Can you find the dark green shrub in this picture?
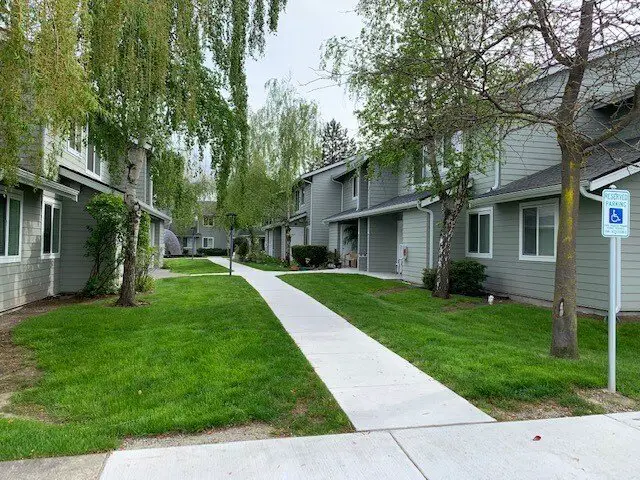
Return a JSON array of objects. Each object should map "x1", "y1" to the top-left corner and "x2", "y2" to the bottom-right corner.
[
  {"x1": 422, "y1": 260, "x2": 487, "y2": 296},
  {"x1": 135, "y1": 212, "x2": 156, "y2": 293},
  {"x1": 291, "y1": 245, "x2": 328, "y2": 267},
  {"x1": 198, "y1": 247, "x2": 227, "y2": 256},
  {"x1": 235, "y1": 237, "x2": 249, "y2": 259}
]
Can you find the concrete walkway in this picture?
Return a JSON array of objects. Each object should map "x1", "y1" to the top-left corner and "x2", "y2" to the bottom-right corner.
[{"x1": 208, "y1": 257, "x2": 493, "y2": 431}]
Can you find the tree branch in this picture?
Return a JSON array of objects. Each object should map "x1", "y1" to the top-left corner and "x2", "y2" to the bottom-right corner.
[{"x1": 585, "y1": 83, "x2": 640, "y2": 148}]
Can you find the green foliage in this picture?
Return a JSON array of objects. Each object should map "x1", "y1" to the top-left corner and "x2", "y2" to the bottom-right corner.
[
  {"x1": 164, "y1": 258, "x2": 228, "y2": 274},
  {"x1": 83, "y1": 193, "x2": 128, "y2": 296},
  {"x1": 423, "y1": 260, "x2": 487, "y2": 295},
  {"x1": 135, "y1": 213, "x2": 156, "y2": 292},
  {"x1": 291, "y1": 245, "x2": 328, "y2": 268},
  {"x1": 342, "y1": 224, "x2": 358, "y2": 250},
  {"x1": 198, "y1": 247, "x2": 228, "y2": 256},
  {"x1": 234, "y1": 237, "x2": 250, "y2": 260}
]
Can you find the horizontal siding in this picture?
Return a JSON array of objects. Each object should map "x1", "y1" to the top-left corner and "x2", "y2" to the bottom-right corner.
[
  {"x1": 617, "y1": 175, "x2": 640, "y2": 310},
  {"x1": 310, "y1": 167, "x2": 344, "y2": 246},
  {"x1": 342, "y1": 172, "x2": 358, "y2": 211},
  {"x1": 402, "y1": 209, "x2": 429, "y2": 284},
  {"x1": 328, "y1": 223, "x2": 339, "y2": 253},
  {"x1": 0, "y1": 185, "x2": 61, "y2": 312},
  {"x1": 368, "y1": 168, "x2": 398, "y2": 207},
  {"x1": 367, "y1": 214, "x2": 398, "y2": 273},
  {"x1": 358, "y1": 218, "x2": 368, "y2": 271}
]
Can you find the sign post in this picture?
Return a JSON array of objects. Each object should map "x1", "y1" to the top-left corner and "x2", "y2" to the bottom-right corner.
[{"x1": 601, "y1": 187, "x2": 630, "y2": 393}]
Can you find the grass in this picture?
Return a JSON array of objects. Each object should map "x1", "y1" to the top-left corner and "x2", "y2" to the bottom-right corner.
[
  {"x1": 0, "y1": 276, "x2": 351, "y2": 461},
  {"x1": 163, "y1": 257, "x2": 228, "y2": 274},
  {"x1": 240, "y1": 261, "x2": 291, "y2": 271},
  {"x1": 281, "y1": 273, "x2": 640, "y2": 417}
]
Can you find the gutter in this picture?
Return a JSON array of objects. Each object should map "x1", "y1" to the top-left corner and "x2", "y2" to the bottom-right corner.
[
  {"x1": 6, "y1": 168, "x2": 80, "y2": 201},
  {"x1": 580, "y1": 185, "x2": 621, "y2": 312},
  {"x1": 416, "y1": 201, "x2": 435, "y2": 269}
]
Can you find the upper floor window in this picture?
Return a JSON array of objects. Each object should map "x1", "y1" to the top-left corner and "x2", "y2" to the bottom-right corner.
[
  {"x1": 351, "y1": 174, "x2": 359, "y2": 199},
  {"x1": 42, "y1": 195, "x2": 62, "y2": 259},
  {"x1": 68, "y1": 124, "x2": 84, "y2": 155},
  {"x1": 295, "y1": 187, "x2": 305, "y2": 211},
  {"x1": 466, "y1": 207, "x2": 493, "y2": 259},
  {"x1": 87, "y1": 146, "x2": 101, "y2": 177},
  {"x1": 202, "y1": 215, "x2": 215, "y2": 227},
  {"x1": 203, "y1": 237, "x2": 214, "y2": 248},
  {"x1": 519, "y1": 200, "x2": 558, "y2": 262},
  {"x1": 0, "y1": 191, "x2": 23, "y2": 263}
]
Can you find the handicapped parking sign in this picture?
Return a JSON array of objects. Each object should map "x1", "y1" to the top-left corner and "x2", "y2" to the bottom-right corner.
[{"x1": 602, "y1": 189, "x2": 630, "y2": 238}]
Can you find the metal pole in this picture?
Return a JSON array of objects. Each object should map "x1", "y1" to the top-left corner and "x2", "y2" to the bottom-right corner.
[
  {"x1": 229, "y1": 227, "x2": 232, "y2": 275},
  {"x1": 608, "y1": 235, "x2": 617, "y2": 392}
]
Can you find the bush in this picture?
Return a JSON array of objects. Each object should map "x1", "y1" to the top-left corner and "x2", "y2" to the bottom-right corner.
[
  {"x1": 234, "y1": 237, "x2": 249, "y2": 260},
  {"x1": 135, "y1": 213, "x2": 155, "y2": 292},
  {"x1": 291, "y1": 245, "x2": 328, "y2": 268},
  {"x1": 422, "y1": 259, "x2": 487, "y2": 296},
  {"x1": 198, "y1": 247, "x2": 227, "y2": 256}
]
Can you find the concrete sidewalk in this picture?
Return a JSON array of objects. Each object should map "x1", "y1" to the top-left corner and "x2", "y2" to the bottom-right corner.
[{"x1": 208, "y1": 257, "x2": 493, "y2": 431}]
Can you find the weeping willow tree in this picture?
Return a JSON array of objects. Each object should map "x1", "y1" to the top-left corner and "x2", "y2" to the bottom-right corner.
[
  {"x1": 0, "y1": 0, "x2": 94, "y2": 185},
  {"x1": 87, "y1": 0, "x2": 287, "y2": 306}
]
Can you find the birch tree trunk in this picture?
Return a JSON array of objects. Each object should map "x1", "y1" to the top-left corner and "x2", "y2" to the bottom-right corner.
[
  {"x1": 551, "y1": 136, "x2": 582, "y2": 358},
  {"x1": 116, "y1": 145, "x2": 145, "y2": 307}
]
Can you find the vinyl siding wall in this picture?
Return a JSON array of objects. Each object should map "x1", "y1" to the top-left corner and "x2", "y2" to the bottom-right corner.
[
  {"x1": 401, "y1": 208, "x2": 430, "y2": 284},
  {"x1": 309, "y1": 167, "x2": 344, "y2": 246},
  {"x1": 465, "y1": 195, "x2": 610, "y2": 311},
  {"x1": 358, "y1": 217, "x2": 368, "y2": 271},
  {"x1": 368, "y1": 169, "x2": 399, "y2": 207},
  {"x1": 342, "y1": 172, "x2": 358, "y2": 211},
  {"x1": 0, "y1": 185, "x2": 61, "y2": 312},
  {"x1": 328, "y1": 223, "x2": 339, "y2": 252},
  {"x1": 617, "y1": 175, "x2": 640, "y2": 310},
  {"x1": 367, "y1": 214, "x2": 398, "y2": 273}
]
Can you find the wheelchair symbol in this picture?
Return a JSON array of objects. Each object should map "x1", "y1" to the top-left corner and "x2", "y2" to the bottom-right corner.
[{"x1": 609, "y1": 208, "x2": 623, "y2": 224}]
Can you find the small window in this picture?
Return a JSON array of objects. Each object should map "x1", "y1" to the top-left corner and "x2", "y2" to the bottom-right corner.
[
  {"x1": 68, "y1": 124, "x2": 84, "y2": 155},
  {"x1": 202, "y1": 215, "x2": 215, "y2": 227},
  {"x1": 87, "y1": 145, "x2": 101, "y2": 176},
  {"x1": 300, "y1": 187, "x2": 305, "y2": 207},
  {"x1": 42, "y1": 196, "x2": 62, "y2": 258},
  {"x1": 182, "y1": 237, "x2": 189, "y2": 248},
  {"x1": 352, "y1": 175, "x2": 359, "y2": 199},
  {"x1": 466, "y1": 207, "x2": 492, "y2": 258},
  {"x1": 451, "y1": 130, "x2": 464, "y2": 153},
  {"x1": 519, "y1": 201, "x2": 558, "y2": 261},
  {"x1": 0, "y1": 192, "x2": 23, "y2": 263},
  {"x1": 203, "y1": 237, "x2": 214, "y2": 248}
]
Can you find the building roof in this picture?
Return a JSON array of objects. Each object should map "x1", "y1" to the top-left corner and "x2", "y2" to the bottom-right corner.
[
  {"x1": 323, "y1": 190, "x2": 432, "y2": 223},
  {"x1": 300, "y1": 160, "x2": 346, "y2": 179},
  {"x1": 474, "y1": 140, "x2": 640, "y2": 204}
]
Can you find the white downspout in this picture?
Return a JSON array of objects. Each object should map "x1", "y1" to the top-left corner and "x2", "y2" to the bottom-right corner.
[
  {"x1": 331, "y1": 176, "x2": 344, "y2": 212},
  {"x1": 304, "y1": 179, "x2": 312, "y2": 244},
  {"x1": 417, "y1": 200, "x2": 435, "y2": 269},
  {"x1": 580, "y1": 185, "x2": 621, "y2": 312},
  {"x1": 490, "y1": 159, "x2": 501, "y2": 191}
]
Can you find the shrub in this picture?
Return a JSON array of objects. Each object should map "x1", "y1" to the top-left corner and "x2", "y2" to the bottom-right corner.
[
  {"x1": 291, "y1": 245, "x2": 328, "y2": 268},
  {"x1": 198, "y1": 247, "x2": 227, "y2": 256},
  {"x1": 422, "y1": 260, "x2": 487, "y2": 296},
  {"x1": 83, "y1": 193, "x2": 128, "y2": 297},
  {"x1": 234, "y1": 237, "x2": 249, "y2": 260},
  {"x1": 135, "y1": 213, "x2": 156, "y2": 292}
]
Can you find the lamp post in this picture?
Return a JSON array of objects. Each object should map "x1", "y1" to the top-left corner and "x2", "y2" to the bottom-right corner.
[{"x1": 227, "y1": 212, "x2": 237, "y2": 276}]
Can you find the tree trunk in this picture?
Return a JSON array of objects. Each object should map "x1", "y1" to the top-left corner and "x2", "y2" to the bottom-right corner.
[
  {"x1": 433, "y1": 203, "x2": 455, "y2": 298},
  {"x1": 116, "y1": 145, "x2": 145, "y2": 307},
  {"x1": 551, "y1": 136, "x2": 582, "y2": 358},
  {"x1": 284, "y1": 222, "x2": 291, "y2": 265}
]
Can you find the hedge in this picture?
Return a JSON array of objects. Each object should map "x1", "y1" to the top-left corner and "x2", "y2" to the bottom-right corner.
[
  {"x1": 291, "y1": 245, "x2": 328, "y2": 267},
  {"x1": 423, "y1": 259, "x2": 487, "y2": 296},
  {"x1": 197, "y1": 248, "x2": 228, "y2": 256}
]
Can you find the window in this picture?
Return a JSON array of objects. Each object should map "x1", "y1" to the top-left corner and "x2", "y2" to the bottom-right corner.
[
  {"x1": 295, "y1": 188, "x2": 305, "y2": 211},
  {"x1": 42, "y1": 196, "x2": 62, "y2": 258},
  {"x1": 300, "y1": 187, "x2": 305, "y2": 207},
  {"x1": 68, "y1": 124, "x2": 84, "y2": 155},
  {"x1": 203, "y1": 237, "x2": 214, "y2": 248},
  {"x1": 0, "y1": 192, "x2": 23, "y2": 263},
  {"x1": 202, "y1": 215, "x2": 215, "y2": 227},
  {"x1": 451, "y1": 130, "x2": 464, "y2": 153},
  {"x1": 352, "y1": 175, "x2": 359, "y2": 199},
  {"x1": 87, "y1": 145, "x2": 101, "y2": 177},
  {"x1": 466, "y1": 207, "x2": 493, "y2": 258},
  {"x1": 519, "y1": 200, "x2": 558, "y2": 261}
]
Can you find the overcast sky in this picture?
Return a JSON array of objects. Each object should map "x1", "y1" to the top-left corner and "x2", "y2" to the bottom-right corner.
[{"x1": 246, "y1": 0, "x2": 361, "y2": 137}]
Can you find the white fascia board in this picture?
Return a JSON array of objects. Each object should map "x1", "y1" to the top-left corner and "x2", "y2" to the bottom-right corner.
[
  {"x1": 589, "y1": 161, "x2": 640, "y2": 191},
  {"x1": 300, "y1": 161, "x2": 346, "y2": 179},
  {"x1": 14, "y1": 169, "x2": 80, "y2": 201}
]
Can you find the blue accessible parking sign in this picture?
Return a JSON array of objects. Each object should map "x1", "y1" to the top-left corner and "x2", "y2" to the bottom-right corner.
[
  {"x1": 602, "y1": 189, "x2": 630, "y2": 238},
  {"x1": 610, "y1": 208, "x2": 623, "y2": 224}
]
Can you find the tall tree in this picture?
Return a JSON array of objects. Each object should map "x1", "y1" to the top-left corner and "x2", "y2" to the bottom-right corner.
[
  {"x1": 448, "y1": 0, "x2": 640, "y2": 358},
  {"x1": 324, "y1": 0, "x2": 503, "y2": 297},
  {"x1": 225, "y1": 78, "x2": 321, "y2": 262},
  {"x1": 0, "y1": 0, "x2": 94, "y2": 184},
  {"x1": 314, "y1": 119, "x2": 356, "y2": 169},
  {"x1": 87, "y1": 0, "x2": 287, "y2": 306}
]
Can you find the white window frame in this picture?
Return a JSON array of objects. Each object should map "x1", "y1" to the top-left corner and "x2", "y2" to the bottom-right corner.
[
  {"x1": 67, "y1": 124, "x2": 86, "y2": 158},
  {"x1": 86, "y1": 145, "x2": 101, "y2": 178},
  {"x1": 518, "y1": 199, "x2": 559, "y2": 262},
  {"x1": 202, "y1": 215, "x2": 215, "y2": 227},
  {"x1": 351, "y1": 174, "x2": 359, "y2": 200},
  {"x1": 0, "y1": 190, "x2": 24, "y2": 264},
  {"x1": 203, "y1": 237, "x2": 215, "y2": 248},
  {"x1": 41, "y1": 194, "x2": 62, "y2": 260},
  {"x1": 466, "y1": 206, "x2": 493, "y2": 259}
]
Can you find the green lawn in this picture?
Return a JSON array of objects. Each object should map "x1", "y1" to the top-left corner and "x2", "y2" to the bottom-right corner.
[
  {"x1": 281, "y1": 273, "x2": 640, "y2": 417},
  {"x1": 0, "y1": 276, "x2": 351, "y2": 461},
  {"x1": 163, "y1": 258, "x2": 229, "y2": 274},
  {"x1": 240, "y1": 261, "x2": 290, "y2": 271}
]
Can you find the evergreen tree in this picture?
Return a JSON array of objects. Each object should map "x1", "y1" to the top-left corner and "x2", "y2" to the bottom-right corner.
[{"x1": 317, "y1": 119, "x2": 356, "y2": 168}]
